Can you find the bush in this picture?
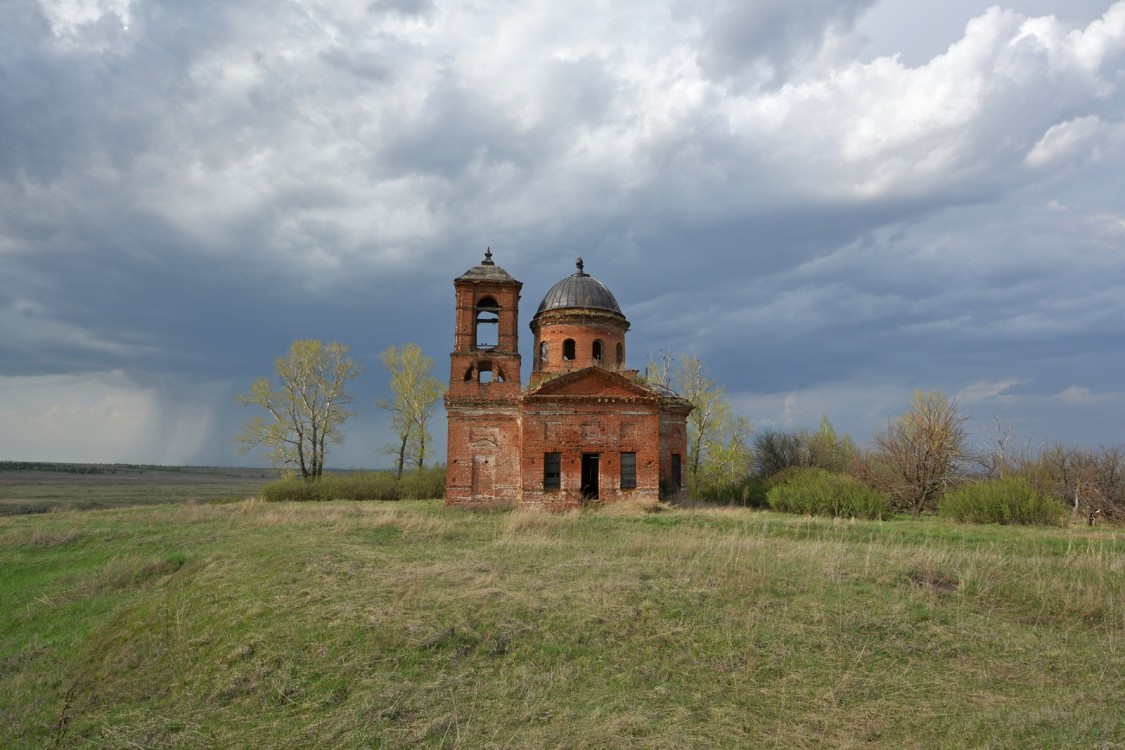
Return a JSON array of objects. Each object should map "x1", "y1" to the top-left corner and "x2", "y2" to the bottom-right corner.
[
  {"x1": 260, "y1": 467, "x2": 446, "y2": 502},
  {"x1": 397, "y1": 465, "x2": 447, "y2": 500},
  {"x1": 939, "y1": 477, "x2": 1067, "y2": 526},
  {"x1": 692, "y1": 477, "x2": 769, "y2": 507},
  {"x1": 766, "y1": 468, "x2": 891, "y2": 520}
]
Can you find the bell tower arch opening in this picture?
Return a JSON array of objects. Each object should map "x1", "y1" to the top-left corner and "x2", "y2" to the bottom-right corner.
[{"x1": 475, "y1": 296, "x2": 500, "y2": 349}]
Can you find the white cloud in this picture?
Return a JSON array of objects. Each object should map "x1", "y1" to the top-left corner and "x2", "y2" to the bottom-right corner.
[
  {"x1": 1026, "y1": 115, "x2": 1106, "y2": 167},
  {"x1": 957, "y1": 379, "x2": 1024, "y2": 403},
  {"x1": 37, "y1": 0, "x2": 133, "y2": 39}
]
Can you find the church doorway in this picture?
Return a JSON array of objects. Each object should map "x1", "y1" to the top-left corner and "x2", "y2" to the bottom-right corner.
[{"x1": 581, "y1": 453, "x2": 599, "y2": 500}]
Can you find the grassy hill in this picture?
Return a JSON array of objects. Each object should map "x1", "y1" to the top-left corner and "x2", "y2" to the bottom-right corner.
[{"x1": 2, "y1": 499, "x2": 1123, "y2": 748}]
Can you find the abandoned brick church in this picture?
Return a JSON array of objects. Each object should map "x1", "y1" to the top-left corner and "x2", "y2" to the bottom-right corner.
[{"x1": 444, "y1": 250, "x2": 693, "y2": 510}]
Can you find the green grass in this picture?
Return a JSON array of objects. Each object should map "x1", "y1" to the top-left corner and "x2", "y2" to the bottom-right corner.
[{"x1": 2, "y1": 500, "x2": 1123, "y2": 748}]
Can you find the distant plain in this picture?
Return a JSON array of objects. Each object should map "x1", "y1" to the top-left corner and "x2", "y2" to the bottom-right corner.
[{"x1": 0, "y1": 463, "x2": 274, "y2": 515}]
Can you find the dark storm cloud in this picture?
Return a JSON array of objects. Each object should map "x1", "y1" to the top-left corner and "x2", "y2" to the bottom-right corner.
[
  {"x1": 1, "y1": 0, "x2": 1123, "y2": 464},
  {"x1": 691, "y1": 0, "x2": 876, "y2": 85}
]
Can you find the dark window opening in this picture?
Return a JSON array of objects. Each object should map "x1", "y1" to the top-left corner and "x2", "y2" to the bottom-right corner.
[
  {"x1": 621, "y1": 452, "x2": 637, "y2": 489},
  {"x1": 616, "y1": 343, "x2": 624, "y2": 366},
  {"x1": 475, "y1": 296, "x2": 500, "y2": 349},
  {"x1": 544, "y1": 452, "x2": 561, "y2": 490},
  {"x1": 539, "y1": 341, "x2": 549, "y2": 369},
  {"x1": 463, "y1": 366, "x2": 474, "y2": 382},
  {"x1": 593, "y1": 340, "x2": 603, "y2": 361},
  {"x1": 671, "y1": 454, "x2": 682, "y2": 488},
  {"x1": 563, "y1": 339, "x2": 576, "y2": 361},
  {"x1": 476, "y1": 361, "x2": 504, "y2": 384}
]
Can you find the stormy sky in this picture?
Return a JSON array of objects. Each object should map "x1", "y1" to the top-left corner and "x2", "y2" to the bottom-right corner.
[{"x1": 1, "y1": 0, "x2": 1123, "y2": 467}]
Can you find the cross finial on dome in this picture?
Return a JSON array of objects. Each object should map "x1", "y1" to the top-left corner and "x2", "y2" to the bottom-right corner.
[
  {"x1": 483, "y1": 247, "x2": 494, "y2": 265},
  {"x1": 576, "y1": 256, "x2": 585, "y2": 274}
]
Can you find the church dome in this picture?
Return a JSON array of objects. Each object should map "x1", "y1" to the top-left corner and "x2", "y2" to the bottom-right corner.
[
  {"x1": 456, "y1": 247, "x2": 515, "y2": 281},
  {"x1": 534, "y1": 258, "x2": 622, "y2": 318}
]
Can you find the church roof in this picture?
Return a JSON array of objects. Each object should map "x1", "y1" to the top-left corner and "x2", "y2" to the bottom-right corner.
[
  {"x1": 534, "y1": 258, "x2": 623, "y2": 317},
  {"x1": 524, "y1": 366, "x2": 694, "y2": 411},
  {"x1": 457, "y1": 248, "x2": 515, "y2": 281}
]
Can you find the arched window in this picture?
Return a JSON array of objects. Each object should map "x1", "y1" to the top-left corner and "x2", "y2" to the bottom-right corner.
[
  {"x1": 592, "y1": 340, "x2": 603, "y2": 361},
  {"x1": 563, "y1": 339, "x2": 576, "y2": 361},
  {"x1": 474, "y1": 296, "x2": 499, "y2": 349},
  {"x1": 616, "y1": 343, "x2": 623, "y2": 366},
  {"x1": 478, "y1": 361, "x2": 494, "y2": 383},
  {"x1": 539, "y1": 341, "x2": 549, "y2": 368}
]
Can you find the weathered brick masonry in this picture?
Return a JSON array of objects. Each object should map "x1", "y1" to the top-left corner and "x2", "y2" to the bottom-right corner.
[{"x1": 444, "y1": 251, "x2": 692, "y2": 510}]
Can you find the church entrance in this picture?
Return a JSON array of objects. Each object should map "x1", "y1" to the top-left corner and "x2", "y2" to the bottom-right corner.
[{"x1": 581, "y1": 453, "x2": 599, "y2": 500}]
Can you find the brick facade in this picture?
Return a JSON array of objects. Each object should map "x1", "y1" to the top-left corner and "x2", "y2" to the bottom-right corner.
[{"x1": 445, "y1": 252, "x2": 692, "y2": 510}]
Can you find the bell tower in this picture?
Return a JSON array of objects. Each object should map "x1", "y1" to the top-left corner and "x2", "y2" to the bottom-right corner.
[
  {"x1": 447, "y1": 248, "x2": 522, "y2": 396},
  {"x1": 444, "y1": 249, "x2": 523, "y2": 505}
]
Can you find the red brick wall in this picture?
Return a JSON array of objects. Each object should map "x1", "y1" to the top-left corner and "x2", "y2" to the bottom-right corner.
[
  {"x1": 445, "y1": 400, "x2": 522, "y2": 506},
  {"x1": 530, "y1": 309, "x2": 628, "y2": 383},
  {"x1": 519, "y1": 396, "x2": 663, "y2": 510}
]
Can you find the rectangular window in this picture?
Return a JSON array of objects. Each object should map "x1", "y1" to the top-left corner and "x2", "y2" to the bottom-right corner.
[
  {"x1": 620, "y1": 452, "x2": 637, "y2": 490},
  {"x1": 544, "y1": 452, "x2": 561, "y2": 490},
  {"x1": 671, "y1": 454, "x2": 682, "y2": 488}
]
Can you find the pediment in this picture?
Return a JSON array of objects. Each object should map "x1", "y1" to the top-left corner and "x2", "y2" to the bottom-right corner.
[{"x1": 525, "y1": 367, "x2": 661, "y2": 400}]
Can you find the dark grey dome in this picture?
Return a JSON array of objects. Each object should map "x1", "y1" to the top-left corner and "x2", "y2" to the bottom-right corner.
[{"x1": 534, "y1": 259, "x2": 623, "y2": 317}]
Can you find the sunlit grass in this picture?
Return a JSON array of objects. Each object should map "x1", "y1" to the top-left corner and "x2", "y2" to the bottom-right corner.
[{"x1": 2, "y1": 501, "x2": 1122, "y2": 748}]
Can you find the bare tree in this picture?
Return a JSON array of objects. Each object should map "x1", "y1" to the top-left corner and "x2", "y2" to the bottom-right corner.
[
  {"x1": 752, "y1": 428, "x2": 812, "y2": 479},
  {"x1": 236, "y1": 340, "x2": 361, "y2": 480},
  {"x1": 752, "y1": 416, "x2": 855, "y2": 480},
  {"x1": 872, "y1": 390, "x2": 968, "y2": 517},
  {"x1": 645, "y1": 350, "x2": 675, "y2": 390},
  {"x1": 976, "y1": 416, "x2": 1027, "y2": 480},
  {"x1": 377, "y1": 343, "x2": 445, "y2": 478},
  {"x1": 1030, "y1": 443, "x2": 1125, "y2": 519}
]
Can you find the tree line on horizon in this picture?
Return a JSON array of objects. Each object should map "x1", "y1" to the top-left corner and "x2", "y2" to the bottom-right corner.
[
  {"x1": 234, "y1": 341, "x2": 1121, "y2": 524},
  {"x1": 657, "y1": 353, "x2": 1123, "y2": 524}
]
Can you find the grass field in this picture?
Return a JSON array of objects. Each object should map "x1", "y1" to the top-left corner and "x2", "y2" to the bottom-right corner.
[
  {"x1": 1, "y1": 497, "x2": 1123, "y2": 748},
  {"x1": 0, "y1": 464, "x2": 273, "y2": 516}
]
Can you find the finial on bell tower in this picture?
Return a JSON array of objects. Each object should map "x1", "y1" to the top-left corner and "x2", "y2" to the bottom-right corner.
[
  {"x1": 483, "y1": 247, "x2": 494, "y2": 265},
  {"x1": 576, "y1": 256, "x2": 585, "y2": 275}
]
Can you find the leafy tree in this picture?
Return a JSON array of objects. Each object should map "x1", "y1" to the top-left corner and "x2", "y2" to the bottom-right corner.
[
  {"x1": 647, "y1": 352, "x2": 751, "y2": 493},
  {"x1": 695, "y1": 414, "x2": 753, "y2": 501},
  {"x1": 872, "y1": 390, "x2": 968, "y2": 517},
  {"x1": 808, "y1": 415, "x2": 856, "y2": 474},
  {"x1": 674, "y1": 354, "x2": 731, "y2": 485},
  {"x1": 377, "y1": 343, "x2": 445, "y2": 478},
  {"x1": 236, "y1": 340, "x2": 361, "y2": 480}
]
